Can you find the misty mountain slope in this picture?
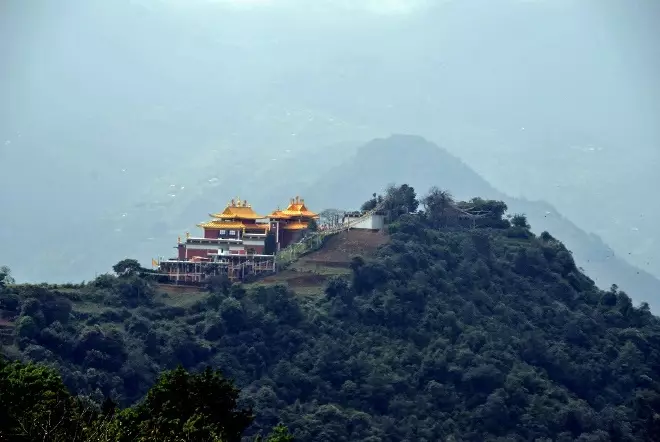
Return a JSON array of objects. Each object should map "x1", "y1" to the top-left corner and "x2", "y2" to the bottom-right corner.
[{"x1": 302, "y1": 135, "x2": 660, "y2": 310}]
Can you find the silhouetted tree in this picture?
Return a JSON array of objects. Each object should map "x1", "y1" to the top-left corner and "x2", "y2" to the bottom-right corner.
[
  {"x1": 112, "y1": 259, "x2": 143, "y2": 277},
  {"x1": 0, "y1": 266, "x2": 14, "y2": 288},
  {"x1": 422, "y1": 187, "x2": 454, "y2": 226},
  {"x1": 511, "y1": 214, "x2": 530, "y2": 229},
  {"x1": 382, "y1": 184, "x2": 418, "y2": 222}
]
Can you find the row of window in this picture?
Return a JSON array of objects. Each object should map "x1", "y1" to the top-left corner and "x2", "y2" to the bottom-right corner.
[{"x1": 218, "y1": 230, "x2": 236, "y2": 235}]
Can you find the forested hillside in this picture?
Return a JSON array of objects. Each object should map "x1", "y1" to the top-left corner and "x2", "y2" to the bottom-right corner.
[{"x1": 2, "y1": 186, "x2": 660, "y2": 441}]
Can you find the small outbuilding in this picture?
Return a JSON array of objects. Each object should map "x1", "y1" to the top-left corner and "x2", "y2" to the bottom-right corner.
[{"x1": 342, "y1": 211, "x2": 385, "y2": 231}]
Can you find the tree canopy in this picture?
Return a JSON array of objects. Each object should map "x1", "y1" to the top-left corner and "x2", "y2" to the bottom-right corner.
[
  {"x1": 0, "y1": 266, "x2": 14, "y2": 288},
  {"x1": 112, "y1": 259, "x2": 144, "y2": 277},
  {"x1": 0, "y1": 359, "x2": 292, "y2": 442}
]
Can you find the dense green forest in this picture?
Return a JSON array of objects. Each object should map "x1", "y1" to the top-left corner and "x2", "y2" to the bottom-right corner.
[
  {"x1": 0, "y1": 358, "x2": 292, "y2": 441},
  {"x1": 2, "y1": 185, "x2": 660, "y2": 441}
]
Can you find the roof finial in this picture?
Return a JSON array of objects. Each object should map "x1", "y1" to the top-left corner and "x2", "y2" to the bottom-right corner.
[{"x1": 230, "y1": 198, "x2": 235, "y2": 206}]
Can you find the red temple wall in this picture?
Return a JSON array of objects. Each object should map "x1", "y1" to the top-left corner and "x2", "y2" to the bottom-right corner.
[
  {"x1": 180, "y1": 248, "x2": 215, "y2": 259},
  {"x1": 204, "y1": 229, "x2": 219, "y2": 239}
]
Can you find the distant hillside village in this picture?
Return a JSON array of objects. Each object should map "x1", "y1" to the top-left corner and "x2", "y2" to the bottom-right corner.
[{"x1": 157, "y1": 196, "x2": 384, "y2": 284}]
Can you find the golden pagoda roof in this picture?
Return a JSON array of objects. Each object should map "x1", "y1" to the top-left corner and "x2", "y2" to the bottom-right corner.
[
  {"x1": 268, "y1": 209, "x2": 291, "y2": 220},
  {"x1": 197, "y1": 221, "x2": 250, "y2": 230},
  {"x1": 282, "y1": 221, "x2": 310, "y2": 231},
  {"x1": 210, "y1": 197, "x2": 264, "y2": 220},
  {"x1": 198, "y1": 220, "x2": 270, "y2": 230},
  {"x1": 272, "y1": 196, "x2": 319, "y2": 219}
]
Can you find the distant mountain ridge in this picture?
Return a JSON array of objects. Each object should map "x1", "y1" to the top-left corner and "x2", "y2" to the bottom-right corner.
[{"x1": 301, "y1": 135, "x2": 660, "y2": 310}]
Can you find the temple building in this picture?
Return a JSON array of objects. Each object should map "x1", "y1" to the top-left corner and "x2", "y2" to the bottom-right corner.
[
  {"x1": 268, "y1": 196, "x2": 320, "y2": 251},
  {"x1": 176, "y1": 198, "x2": 270, "y2": 261},
  {"x1": 158, "y1": 196, "x2": 318, "y2": 283}
]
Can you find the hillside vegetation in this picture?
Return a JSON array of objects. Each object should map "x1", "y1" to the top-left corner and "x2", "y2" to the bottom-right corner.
[
  {"x1": 303, "y1": 135, "x2": 660, "y2": 309},
  {"x1": 1, "y1": 185, "x2": 660, "y2": 441},
  {"x1": 0, "y1": 359, "x2": 294, "y2": 442}
]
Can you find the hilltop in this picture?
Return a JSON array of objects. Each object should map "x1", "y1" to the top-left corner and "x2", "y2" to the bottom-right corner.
[
  {"x1": 2, "y1": 186, "x2": 660, "y2": 441},
  {"x1": 301, "y1": 135, "x2": 660, "y2": 310}
]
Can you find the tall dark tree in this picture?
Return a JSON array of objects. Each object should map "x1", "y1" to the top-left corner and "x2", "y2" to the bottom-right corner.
[
  {"x1": 421, "y1": 187, "x2": 454, "y2": 226},
  {"x1": 0, "y1": 266, "x2": 14, "y2": 288},
  {"x1": 116, "y1": 366, "x2": 254, "y2": 442},
  {"x1": 511, "y1": 213, "x2": 531, "y2": 229},
  {"x1": 112, "y1": 259, "x2": 143, "y2": 277},
  {"x1": 382, "y1": 184, "x2": 418, "y2": 222}
]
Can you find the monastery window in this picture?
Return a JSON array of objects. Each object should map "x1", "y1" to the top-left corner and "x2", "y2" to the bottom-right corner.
[
  {"x1": 219, "y1": 230, "x2": 226, "y2": 235},
  {"x1": 229, "y1": 230, "x2": 236, "y2": 235}
]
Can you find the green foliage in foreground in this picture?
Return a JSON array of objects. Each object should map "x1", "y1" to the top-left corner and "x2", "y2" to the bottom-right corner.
[
  {"x1": 2, "y1": 185, "x2": 660, "y2": 441},
  {"x1": 0, "y1": 358, "x2": 292, "y2": 441}
]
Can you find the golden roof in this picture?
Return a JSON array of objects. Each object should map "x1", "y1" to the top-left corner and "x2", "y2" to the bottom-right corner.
[
  {"x1": 268, "y1": 209, "x2": 291, "y2": 220},
  {"x1": 282, "y1": 221, "x2": 310, "y2": 231},
  {"x1": 198, "y1": 220, "x2": 270, "y2": 230},
  {"x1": 270, "y1": 196, "x2": 319, "y2": 219},
  {"x1": 210, "y1": 197, "x2": 264, "y2": 220},
  {"x1": 197, "y1": 221, "x2": 249, "y2": 230}
]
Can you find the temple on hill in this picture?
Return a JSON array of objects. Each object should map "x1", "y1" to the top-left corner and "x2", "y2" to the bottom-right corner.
[
  {"x1": 176, "y1": 198, "x2": 269, "y2": 260},
  {"x1": 158, "y1": 196, "x2": 319, "y2": 283},
  {"x1": 268, "y1": 196, "x2": 319, "y2": 251}
]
